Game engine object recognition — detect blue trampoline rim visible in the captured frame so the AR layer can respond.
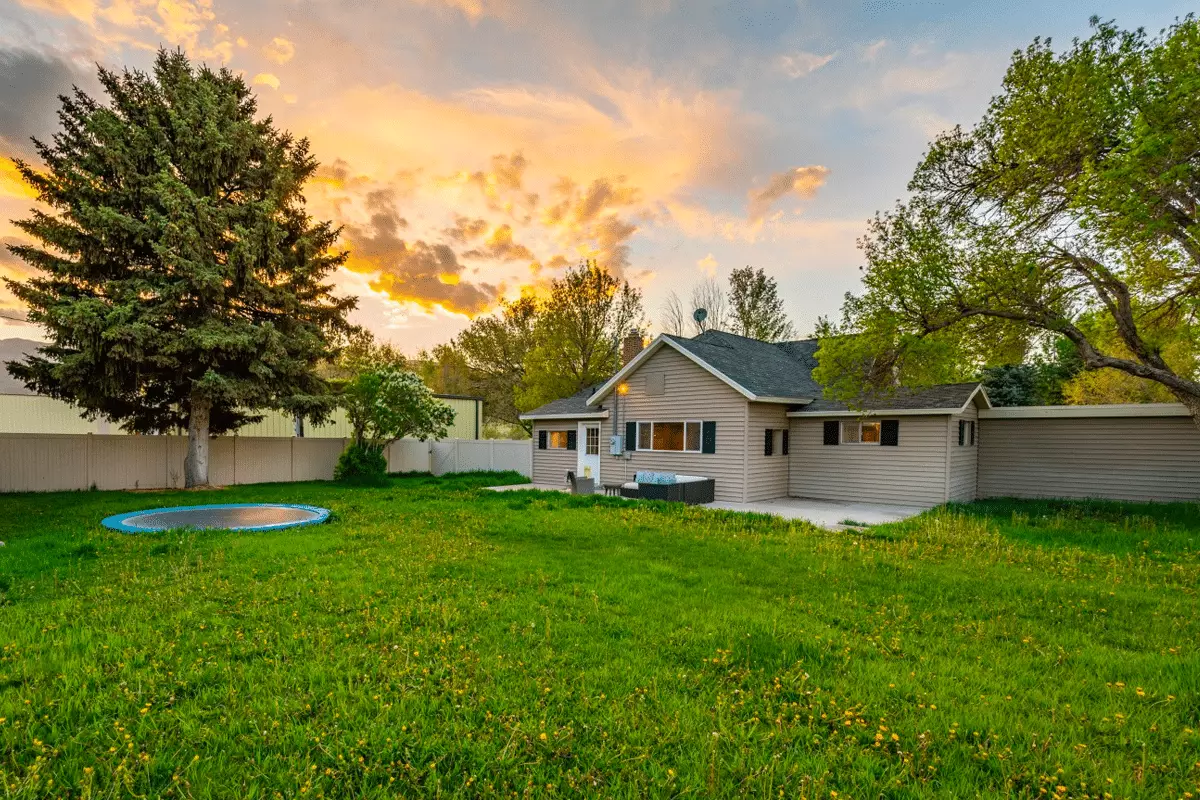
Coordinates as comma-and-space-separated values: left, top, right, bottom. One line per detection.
101, 503, 331, 534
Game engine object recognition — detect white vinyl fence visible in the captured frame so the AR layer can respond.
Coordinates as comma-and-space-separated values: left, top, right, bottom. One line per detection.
0, 434, 531, 493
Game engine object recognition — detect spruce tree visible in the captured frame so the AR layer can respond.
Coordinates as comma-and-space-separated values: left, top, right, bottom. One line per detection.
5, 50, 355, 486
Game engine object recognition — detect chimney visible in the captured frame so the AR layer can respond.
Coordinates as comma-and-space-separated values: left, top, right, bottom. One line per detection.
621, 329, 644, 365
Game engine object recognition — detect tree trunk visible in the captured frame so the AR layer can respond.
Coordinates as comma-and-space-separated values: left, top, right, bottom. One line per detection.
1171, 388, 1200, 432
184, 395, 212, 488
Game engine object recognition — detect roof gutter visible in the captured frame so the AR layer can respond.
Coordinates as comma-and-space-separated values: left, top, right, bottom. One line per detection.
518, 411, 611, 421
787, 407, 965, 418
979, 403, 1189, 419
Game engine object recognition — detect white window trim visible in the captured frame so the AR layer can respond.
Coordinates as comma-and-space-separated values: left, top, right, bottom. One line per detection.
842, 420, 883, 446
636, 420, 704, 453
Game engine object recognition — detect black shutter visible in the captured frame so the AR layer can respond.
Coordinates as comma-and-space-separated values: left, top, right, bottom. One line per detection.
566, 430, 577, 450
781, 429, 789, 456
538, 430, 547, 450
701, 421, 717, 453
625, 421, 637, 451
764, 428, 774, 456
969, 421, 976, 446
881, 419, 899, 446
823, 420, 839, 445
957, 420, 965, 446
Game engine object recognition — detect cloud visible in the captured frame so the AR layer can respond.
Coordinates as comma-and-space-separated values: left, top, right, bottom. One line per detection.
252, 73, 280, 89
13, 0, 236, 62
340, 189, 497, 314
262, 36, 295, 64
696, 253, 718, 277
443, 216, 489, 242
408, 0, 509, 21
775, 51, 835, 79
746, 165, 829, 222
0, 48, 97, 160
863, 39, 887, 62
463, 224, 535, 262
0, 158, 39, 201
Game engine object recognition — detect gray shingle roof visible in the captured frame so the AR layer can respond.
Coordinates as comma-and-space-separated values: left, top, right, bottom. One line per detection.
793, 382, 982, 413
664, 330, 823, 400
520, 385, 605, 418
520, 330, 982, 419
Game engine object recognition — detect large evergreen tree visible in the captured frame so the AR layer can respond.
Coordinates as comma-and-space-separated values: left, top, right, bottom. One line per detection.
5, 50, 355, 486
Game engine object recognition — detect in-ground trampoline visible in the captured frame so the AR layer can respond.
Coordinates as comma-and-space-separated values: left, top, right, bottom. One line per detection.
102, 503, 330, 534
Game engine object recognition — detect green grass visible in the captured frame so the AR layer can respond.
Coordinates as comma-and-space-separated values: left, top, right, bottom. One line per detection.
1, 475, 1198, 798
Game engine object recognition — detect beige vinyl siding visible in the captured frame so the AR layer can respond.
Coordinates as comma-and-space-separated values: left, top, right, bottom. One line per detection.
745, 402, 791, 501
599, 346, 748, 502
948, 405, 979, 502
978, 416, 1200, 502
530, 421, 578, 488
788, 415, 949, 507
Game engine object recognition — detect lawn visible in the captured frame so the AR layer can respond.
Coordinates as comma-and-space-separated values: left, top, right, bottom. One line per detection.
1, 475, 1198, 799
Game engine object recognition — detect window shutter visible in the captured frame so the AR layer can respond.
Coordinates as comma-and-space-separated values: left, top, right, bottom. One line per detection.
566, 430, 577, 450
958, 420, 965, 446
823, 420, 839, 445
881, 419, 899, 446
701, 421, 717, 453
781, 429, 789, 456
764, 428, 774, 456
625, 421, 637, 451
538, 430, 547, 450
970, 422, 976, 446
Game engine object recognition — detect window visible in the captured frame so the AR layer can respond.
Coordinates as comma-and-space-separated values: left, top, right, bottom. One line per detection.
958, 420, 976, 446
843, 420, 881, 444
585, 426, 600, 455
636, 421, 703, 452
548, 430, 570, 449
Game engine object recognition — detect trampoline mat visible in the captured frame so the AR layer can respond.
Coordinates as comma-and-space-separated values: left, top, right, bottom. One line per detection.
105, 503, 329, 532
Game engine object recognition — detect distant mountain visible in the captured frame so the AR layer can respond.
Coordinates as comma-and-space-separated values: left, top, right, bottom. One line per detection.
0, 338, 45, 395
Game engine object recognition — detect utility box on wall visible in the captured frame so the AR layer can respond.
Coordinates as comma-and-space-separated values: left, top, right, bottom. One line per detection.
609, 434, 623, 455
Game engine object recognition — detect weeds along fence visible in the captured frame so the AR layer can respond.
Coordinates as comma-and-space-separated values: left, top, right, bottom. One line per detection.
0, 434, 532, 493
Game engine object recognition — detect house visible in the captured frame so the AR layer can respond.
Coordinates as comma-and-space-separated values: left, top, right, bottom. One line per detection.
520, 330, 1200, 505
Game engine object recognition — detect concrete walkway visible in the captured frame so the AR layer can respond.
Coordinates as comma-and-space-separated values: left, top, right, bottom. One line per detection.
487, 483, 929, 528
703, 497, 930, 528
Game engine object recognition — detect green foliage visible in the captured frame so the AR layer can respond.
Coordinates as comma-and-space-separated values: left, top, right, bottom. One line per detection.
515, 260, 643, 412
333, 442, 388, 483
980, 338, 1083, 406
341, 367, 454, 449
4, 50, 354, 438
727, 265, 795, 342
1, 479, 1198, 796
819, 18, 1200, 419
453, 294, 539, 430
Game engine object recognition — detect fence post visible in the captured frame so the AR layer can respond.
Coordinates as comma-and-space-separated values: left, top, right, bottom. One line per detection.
489, 440, 495, 470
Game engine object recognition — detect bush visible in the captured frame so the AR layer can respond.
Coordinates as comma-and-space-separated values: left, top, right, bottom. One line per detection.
334, 442, 387, 483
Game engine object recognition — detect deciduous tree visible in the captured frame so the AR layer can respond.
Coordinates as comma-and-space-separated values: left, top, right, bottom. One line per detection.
728, 266, 795, 341
516, 261, 642, 411
815, 18, 1200, 426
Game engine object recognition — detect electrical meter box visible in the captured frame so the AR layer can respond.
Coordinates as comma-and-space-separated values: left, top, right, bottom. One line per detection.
609, 434, 624, 455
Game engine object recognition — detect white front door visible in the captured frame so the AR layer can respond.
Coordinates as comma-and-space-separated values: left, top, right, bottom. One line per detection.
577, 422, 601, 481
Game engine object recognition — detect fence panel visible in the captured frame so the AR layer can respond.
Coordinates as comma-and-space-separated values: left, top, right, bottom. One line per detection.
387, 440, 431, 474
490, 440, 533, 477
0, 434, 530, 492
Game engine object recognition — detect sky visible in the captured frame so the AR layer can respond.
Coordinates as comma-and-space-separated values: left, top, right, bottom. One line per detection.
0, 0, 1191, 353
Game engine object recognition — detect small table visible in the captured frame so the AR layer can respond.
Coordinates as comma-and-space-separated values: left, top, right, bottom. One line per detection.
602, 482, 624, 497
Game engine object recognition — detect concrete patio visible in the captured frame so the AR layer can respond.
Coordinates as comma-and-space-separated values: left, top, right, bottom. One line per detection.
486, 483, 929, 528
